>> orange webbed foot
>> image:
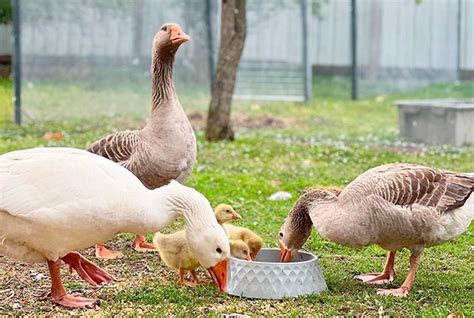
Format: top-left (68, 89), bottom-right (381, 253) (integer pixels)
top-left (355, 271), bottom-right (395, 284)
top-left (61, 252), bottom-right (114, 286)
top-left (132, 235), bottom-right (158, 252)
top-left (95, 244), bottom-right (124, 260)
top-left (52, 293), bottom-right (97, 308)
top-left (376, 287), bottom-right (409, 297)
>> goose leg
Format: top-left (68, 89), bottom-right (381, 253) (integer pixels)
top-left (61, 252), bottom-right (114, 286)
top-left (48, 259), bottom-right (96, 308)
top-left (95, 243), bottom-right (124, 260)
top-left (132, 235), bottom-right (158, 252)
top-left (178, 268), bottom-right (196, 287)
top-left (355, 251), bottom-right (396, 284)
top-left (190, 270), bottom-right (201, 284)
top-left (377, 253), bottom-right (421, 297)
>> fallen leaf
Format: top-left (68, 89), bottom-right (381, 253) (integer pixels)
top-left (271, 180), bottom-right (281, 187)
top-left (43, 132), bottom-right (63, 140)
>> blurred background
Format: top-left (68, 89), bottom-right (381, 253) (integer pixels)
top-left (0, 0), bottom-right (473, 123)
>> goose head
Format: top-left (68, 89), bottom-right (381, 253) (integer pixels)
top-left (230, 240), bottom-right (252, 261)
top-left (162, 181), bottom-right (230, 292)
top-left (246, 236), bottom-right (263, 261)
top-left (279, 188), bottom-right (336, 262)
top-left (153, 23), bottom-right (190, 59)
top-left (186, 224), bottom-right (230, 292)
top-left (215, 204), bottom-right (242, 224)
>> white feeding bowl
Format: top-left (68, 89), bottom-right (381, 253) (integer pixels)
top-left (227, 248), bottom-right (327, 299)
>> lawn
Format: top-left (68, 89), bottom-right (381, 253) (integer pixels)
top-left (0, 77), bottom-right (473, 316)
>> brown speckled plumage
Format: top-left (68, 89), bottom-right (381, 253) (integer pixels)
top-left (341, 163), bottom-right (474, 214)
top-left (87, 23), bottom-right (196, 190)
top-left (282, 163), bottom-right (474, 252)
top-left (280, 163), bottom-right (474, 296)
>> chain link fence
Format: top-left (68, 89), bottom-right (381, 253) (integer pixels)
top-left (14, 0), bottom-right (310, 123)
top-left (4, 0), bottom-right (473, 123)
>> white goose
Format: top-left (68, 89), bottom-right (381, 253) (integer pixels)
top-left (0, 147), bottom-right (229, 308)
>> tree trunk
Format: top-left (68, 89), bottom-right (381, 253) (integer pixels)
top-left (205, 0), bottom-right (246, 142)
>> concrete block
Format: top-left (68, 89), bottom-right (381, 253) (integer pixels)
top-left (395, 99), bottom-right (474, 146)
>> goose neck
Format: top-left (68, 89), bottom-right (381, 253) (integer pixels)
top-left (150, 54), bottom-right (175, 110)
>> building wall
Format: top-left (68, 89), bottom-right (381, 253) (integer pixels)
top-left (4, 0), bottom-right (474, 71)
top-left (311, 0), bottom-right (474, 71)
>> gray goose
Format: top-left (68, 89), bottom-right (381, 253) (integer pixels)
top-left (279, 163), bottom-right (474, 297)
top-left (87, 23), bottom-right (196, 259)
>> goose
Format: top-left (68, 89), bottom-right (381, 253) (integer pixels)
top-left (0, 147), bottom-right (229, 308)
top-left (152, 203), bottom-right (242, 286)
top-left (229, 239), bottom-right (252, 261)
top-left (223, 224), bottom-right (263, 260)
top-left (86, 23), bottom-right (196, 259)
top-left (214, 203), bottom-right (241, 237)
top-left (279, 163), bottom-right (474, 297)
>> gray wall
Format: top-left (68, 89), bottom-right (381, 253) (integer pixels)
top-left (5, 0), bottom-right (474, 70)
top-left (312, 0), bottom-right (474, 71)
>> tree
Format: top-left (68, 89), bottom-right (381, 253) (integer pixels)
top-left (0, 0), bottom-right (12, 24)
top-left (205, 0), bottom-right (246, 142)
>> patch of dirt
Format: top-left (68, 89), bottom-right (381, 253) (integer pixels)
top-left (187, 111), bottom-right (292, 131)
top-left (0, 235), bottom-right (208, 315)
top-left (0, 68), bottom-right (10, 78)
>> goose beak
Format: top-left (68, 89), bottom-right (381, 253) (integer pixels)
top-left (245, 254), bottom-right (253, 261)
top-left (279, 243), bottom-right (293, 262)
top-left (250, 252), bottom-right (258, 261)
top-left (207, 258), bottom-right (229, 292)
top-left (231, 211), bottom-right (242, 220)
top-left (170, 25), bottom-right (190, 45)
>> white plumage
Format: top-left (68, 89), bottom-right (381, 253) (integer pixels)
top-left (0, 147), bottom-right (229, 307)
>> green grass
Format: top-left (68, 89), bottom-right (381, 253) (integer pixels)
top-left (0, 77), bottom-right (12, 122)
top-left (0, 77), bottom-right (473, 316)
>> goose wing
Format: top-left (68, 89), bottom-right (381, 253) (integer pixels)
top-left (0, 147), bottom-right (141, 222)
top-left (343, 163), bottom-right (474, 213)
top-left (87, 130), bottom-right (147, 175)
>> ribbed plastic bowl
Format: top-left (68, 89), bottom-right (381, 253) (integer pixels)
top-left (227, 248), bottom-right (327, 299)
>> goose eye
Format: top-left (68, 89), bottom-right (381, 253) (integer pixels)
top-left (216, 247), bottom-right (222, 254)
top-left (161, 26), bottom-right (167, 32)
top-left (244, 250), bottom-right (248, 254)
top-left (279, 232), bottom-right (284, 238)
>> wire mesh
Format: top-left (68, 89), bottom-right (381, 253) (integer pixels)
top-left (16, 0), bottom-right (310, 123)
top-left (235, 0), bottom-right (308, 101)
top-left (18, 0), bottom-right (215, 122)
top-left (311, 0), bottom-right (474, 99)
top-left (355, 0), bottom-right (461, 97)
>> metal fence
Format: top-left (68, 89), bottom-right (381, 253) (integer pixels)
top-left (13, 0), bottom-right (311, 123)
top-left (7, 0), bottom-right (474, 124)
top-left (312, 0), bottom-right (473, 99)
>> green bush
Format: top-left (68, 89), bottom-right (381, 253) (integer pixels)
top-left (0, 0), bottom-right (12, 24)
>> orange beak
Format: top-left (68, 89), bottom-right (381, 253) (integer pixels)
top-left (250, 252), bottom-right (257, 261)
top-left (231, 211), bottom-right (242, 220)
top-left (170, 25), bottom-right (190, 45)
top-left (279, 243), bottom-right (293, 262)
top-left (207, 258), bottom-right (229, 292)
top-left (245, 254), bottom-right (252, 261)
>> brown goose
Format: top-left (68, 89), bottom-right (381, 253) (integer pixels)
top-left (279, 163), bottom-right (474, 297)
top-left (87, 23), bottom-right (196, 259)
